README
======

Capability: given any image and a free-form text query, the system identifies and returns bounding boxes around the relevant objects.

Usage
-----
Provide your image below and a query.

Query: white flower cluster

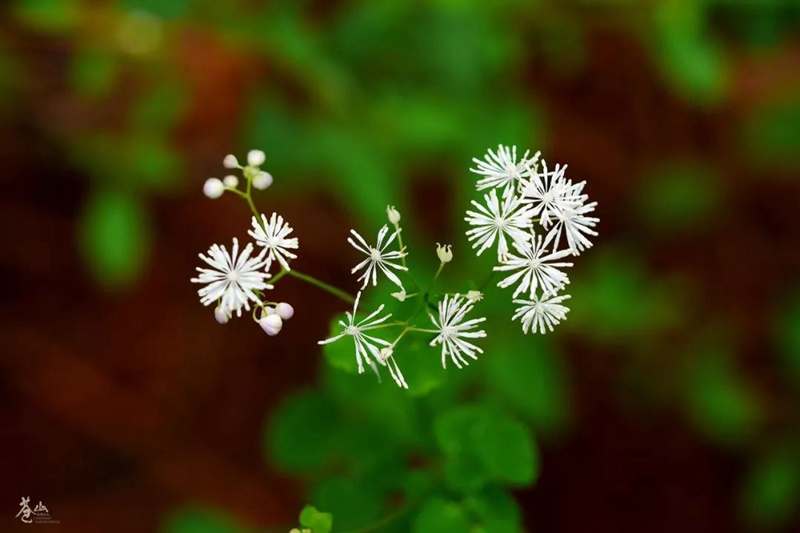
[192,145,598,391]
[467,145,599,334]
[191,150,299,335]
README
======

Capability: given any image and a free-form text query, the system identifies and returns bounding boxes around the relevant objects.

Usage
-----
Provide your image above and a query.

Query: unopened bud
[214,306,230,324]
[275,302,294,320]
[247,149,265,167]
[465,290,483,303]
[387,205,401,225]
[252,171,273,190]
[259,314,283,336]
[203,177,224,199]
[436,243,453,263]
[222,175,238,188]
[222,154,239,168]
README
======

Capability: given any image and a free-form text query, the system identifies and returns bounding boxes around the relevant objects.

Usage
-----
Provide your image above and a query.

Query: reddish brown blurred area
[2,9,800,533]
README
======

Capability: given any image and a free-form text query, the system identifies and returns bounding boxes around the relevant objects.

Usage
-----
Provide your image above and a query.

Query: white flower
[429,294,487,369]
[252,171,273,190]
[318,291,393,375]
[465,188,533,260]
[377,347,408,389]
[203,177,224,199]
[436,243,453,263]
[248,213,299,271]
[549,184,599,254]
[493,230,574,298]
[191,238,272,317]
[387,205,401,225]
[470,145,540,197]
[247,149,266,167]
[518,161,576,228]
[348,225,407,289]
[512,293,571,334]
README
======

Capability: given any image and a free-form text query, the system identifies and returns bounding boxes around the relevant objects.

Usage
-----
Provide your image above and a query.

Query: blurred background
[2,0,800,531]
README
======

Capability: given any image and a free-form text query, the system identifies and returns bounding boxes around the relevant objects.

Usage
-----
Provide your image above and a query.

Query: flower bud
[214,306,230,324]
[391,290,407,302]
[259,314,283,336]
[275,302,294,320]
[203,177,225,199]
[436,243,453,263]
[247,149,266,167]
[222,154,239,168]
[387,205,401,225]
[222,175,238,188]
[377,347,393,364]
[252,171,273,190]
[465,290,483,303]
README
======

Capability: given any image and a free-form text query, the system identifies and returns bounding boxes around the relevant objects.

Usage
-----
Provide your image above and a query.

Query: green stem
[288,269,355,304]
[394,224,408,270]
[270,269,289,285]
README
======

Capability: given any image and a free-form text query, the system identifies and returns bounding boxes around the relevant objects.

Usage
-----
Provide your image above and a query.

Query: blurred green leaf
[161,506,251,533]
[299,505,333,533]
[569,249,684,342]
[70,50,117,98]
[71,134,182,192]
[741,99,800,173]
[464,486,524,533]
[122,0,189,19]
[636,162,722,234]
[14,0,79,33]
[130,82,188,134]
[266,390,340,473]
[775,291,800,383]
[311,478,382,532]
[78,190,150,289]
[412,497,471,533]
[435,405,538,492]
[740,447,800,530]
[654,0,729,105]
[484,330,571,436]
[685,329,762,447]
[320,314,358,374]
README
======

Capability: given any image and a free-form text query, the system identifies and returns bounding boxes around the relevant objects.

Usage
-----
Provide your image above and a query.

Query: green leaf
[740,448,800,530]
[311,479,381,532]
[130,82,188,134]
[299,505,333,533]
[685,328,762,447]
[70,49,117,98]
[636,162,722,234]
[14,0,79,33]
[464,486,524,533]
[78,190,150,289]
[741,99,800,173]
[321,313,358,373]
[653,0,729,105]
[161,506,251,533]
[775,291,800,384]
[476,415,537,485]
[266,390,340,473]
[412,497,471,533]
[484,331,571,436]
[434,405,538,492]
[122,0,189,19]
